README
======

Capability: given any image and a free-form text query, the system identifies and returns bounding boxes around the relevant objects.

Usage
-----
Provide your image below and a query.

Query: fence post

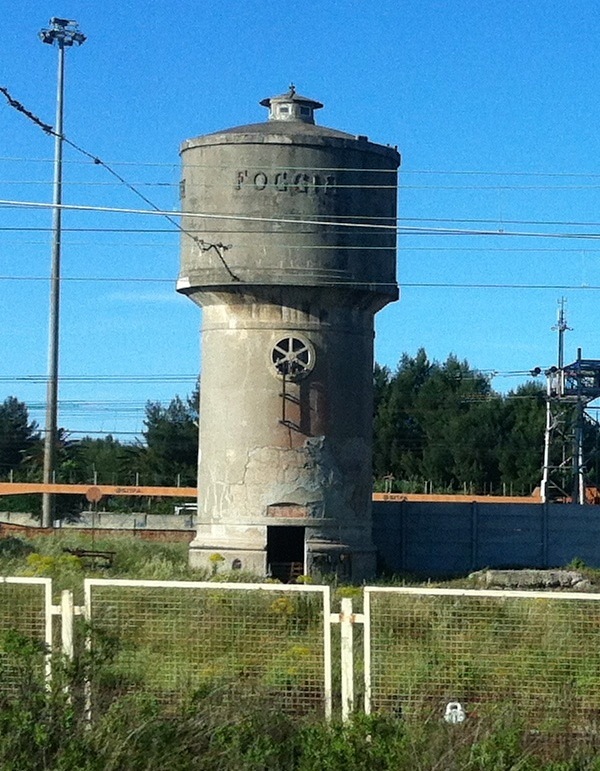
[542,501,549,567]
[340,598,354,721]
[363,589,372,715]
[61,590,74,660]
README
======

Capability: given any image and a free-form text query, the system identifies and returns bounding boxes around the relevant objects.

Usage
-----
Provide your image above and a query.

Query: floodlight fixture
[39,17,86,48]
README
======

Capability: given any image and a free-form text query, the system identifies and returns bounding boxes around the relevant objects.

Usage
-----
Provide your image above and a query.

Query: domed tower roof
[259,84,323,125]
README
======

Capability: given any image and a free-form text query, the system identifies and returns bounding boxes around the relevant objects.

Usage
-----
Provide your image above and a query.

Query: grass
[3,692,600,770]
[3,653,600,771]
[4,534,600,767]
[0,532,201,593]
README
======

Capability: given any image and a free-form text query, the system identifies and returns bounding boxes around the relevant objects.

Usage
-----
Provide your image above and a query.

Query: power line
[6,198,600,241]
[0,85,239,280]
[401,282,600,290]
[10,149,600,179]
[8,176,600,191]
[8,154,600,178]
[6,213,600,231]
[2,275,600,291]
[3,238,600,253]
[0,369,548,383]
[0,179,175,187]
[0,374,198,383]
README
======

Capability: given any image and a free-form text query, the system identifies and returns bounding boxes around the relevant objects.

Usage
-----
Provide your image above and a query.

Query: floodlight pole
[39,18,86,528]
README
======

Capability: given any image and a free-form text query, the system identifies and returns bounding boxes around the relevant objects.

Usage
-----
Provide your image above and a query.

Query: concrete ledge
[0,511,197,533]
[470,569,592,590]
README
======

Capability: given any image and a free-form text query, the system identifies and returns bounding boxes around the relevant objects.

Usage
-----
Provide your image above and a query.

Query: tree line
[0,389,199,516]
[374,349,600,495]
[2,349,599,514]
[373,350,546,494]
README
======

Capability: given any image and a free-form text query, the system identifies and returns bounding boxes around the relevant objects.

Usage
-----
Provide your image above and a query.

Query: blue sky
[2,1,600,438]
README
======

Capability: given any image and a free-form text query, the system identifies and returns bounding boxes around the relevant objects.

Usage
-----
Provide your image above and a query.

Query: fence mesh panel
[0,579,50,694]
[85,580,329,716]
[366,588,600,732]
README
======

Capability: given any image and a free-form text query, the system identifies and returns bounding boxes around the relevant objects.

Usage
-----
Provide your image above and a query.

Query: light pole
[39,18,86,528]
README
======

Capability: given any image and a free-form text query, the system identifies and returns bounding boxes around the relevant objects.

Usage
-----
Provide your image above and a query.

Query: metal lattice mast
[540,300,600,504]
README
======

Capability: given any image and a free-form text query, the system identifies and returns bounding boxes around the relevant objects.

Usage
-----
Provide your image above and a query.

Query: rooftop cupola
[259,84,323,124]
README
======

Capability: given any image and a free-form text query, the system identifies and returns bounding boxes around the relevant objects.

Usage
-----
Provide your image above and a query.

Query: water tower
[178,87,400,580]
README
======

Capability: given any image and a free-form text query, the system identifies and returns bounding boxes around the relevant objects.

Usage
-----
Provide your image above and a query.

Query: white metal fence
[3,577,600,729]
[364,586,600,730]
[84,579,332,718]
[0,577,52,692]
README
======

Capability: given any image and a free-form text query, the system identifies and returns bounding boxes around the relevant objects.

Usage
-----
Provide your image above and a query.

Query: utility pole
[39,18,86,528]
[540,299,600,505]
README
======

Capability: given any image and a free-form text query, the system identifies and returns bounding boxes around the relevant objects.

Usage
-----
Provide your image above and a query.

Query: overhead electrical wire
[6,176,600,191]
[0,275,599,291]
[0,368,556,383]
[10,177,600,190]
[7,154,600,178]
[0,85,240,280]
[0,374,197,383]
[4,239,600,254]
[0,180,175,188]
[6,197,600,241]
[2,91,581,444]
[3,213,600,227]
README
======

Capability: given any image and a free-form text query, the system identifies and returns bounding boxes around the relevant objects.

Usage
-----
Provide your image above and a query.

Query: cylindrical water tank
[178,88,400,581]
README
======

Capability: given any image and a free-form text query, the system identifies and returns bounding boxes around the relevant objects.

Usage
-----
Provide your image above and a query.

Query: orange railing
[0,483,542,504]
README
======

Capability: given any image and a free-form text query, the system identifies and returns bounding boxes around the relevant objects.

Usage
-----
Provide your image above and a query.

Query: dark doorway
[267,526,305,582]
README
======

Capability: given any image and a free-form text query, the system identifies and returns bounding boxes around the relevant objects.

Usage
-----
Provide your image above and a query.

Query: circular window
[270,335,315,380]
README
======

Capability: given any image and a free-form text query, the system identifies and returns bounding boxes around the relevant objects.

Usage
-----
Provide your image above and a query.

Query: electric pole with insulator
[39,18,86,528]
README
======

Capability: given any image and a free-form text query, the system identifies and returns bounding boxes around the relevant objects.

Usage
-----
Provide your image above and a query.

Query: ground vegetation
[0,533,599,769]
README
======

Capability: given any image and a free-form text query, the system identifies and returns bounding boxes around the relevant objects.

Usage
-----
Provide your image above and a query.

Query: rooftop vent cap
[260,84,323,125]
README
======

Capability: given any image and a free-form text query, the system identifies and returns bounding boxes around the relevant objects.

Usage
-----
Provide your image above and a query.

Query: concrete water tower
[178,86,400,581]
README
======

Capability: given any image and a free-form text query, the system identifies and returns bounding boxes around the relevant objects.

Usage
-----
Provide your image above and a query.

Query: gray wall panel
[547,505,600,566]
[476,505,544,569]
[372,501,600,576]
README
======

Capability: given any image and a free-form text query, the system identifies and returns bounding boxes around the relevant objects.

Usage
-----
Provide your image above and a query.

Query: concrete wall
[6,502,600,576]
[0,511,196,543]
[373,501,600,576]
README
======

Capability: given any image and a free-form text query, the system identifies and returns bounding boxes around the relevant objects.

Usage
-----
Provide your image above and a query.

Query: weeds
[3,536,600,767]
[1,631,600,769]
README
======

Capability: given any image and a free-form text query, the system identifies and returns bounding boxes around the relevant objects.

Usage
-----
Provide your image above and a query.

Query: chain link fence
[364,586,600,731]
[84,579,332,718]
